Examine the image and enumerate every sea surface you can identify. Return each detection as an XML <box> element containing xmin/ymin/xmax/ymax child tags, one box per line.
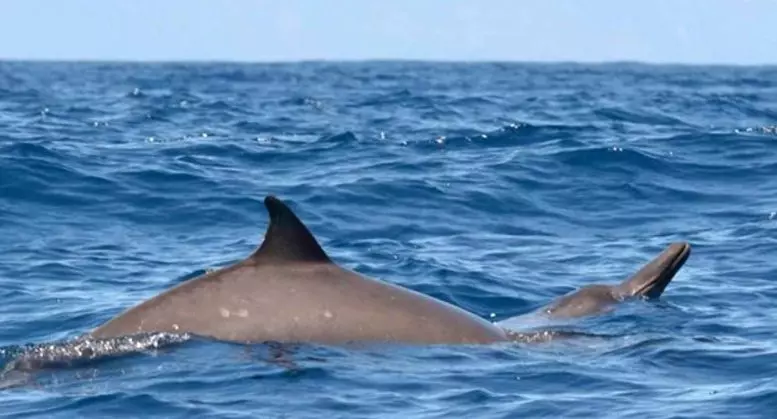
<box><xmin>1</xmin><ymin>61</ymin><xmax>776</xmax><ymax>418</ymax></box>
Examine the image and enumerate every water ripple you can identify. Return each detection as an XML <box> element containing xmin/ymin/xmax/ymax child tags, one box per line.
<box><xmin>1</xmin><ymin>61</ymin><xmax>776</xmax><ymax>418</ymax></box>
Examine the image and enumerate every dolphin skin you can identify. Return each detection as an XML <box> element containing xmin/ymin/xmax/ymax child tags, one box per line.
<box><xmin>540</xmin><ymin>242</ymin><xmax>691</xmax><ymax>319</ymax></box>
<box><xmin>88</xmin><ymin>196</ymin><xmax>691</xmax><ymax>346</ymax></box>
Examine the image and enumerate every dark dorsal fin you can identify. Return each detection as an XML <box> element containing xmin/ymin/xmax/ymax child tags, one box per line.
<box><xmin>250</xmin><ymin>196</ymin><xmax>331</xmax><ymax>264</ymax></box>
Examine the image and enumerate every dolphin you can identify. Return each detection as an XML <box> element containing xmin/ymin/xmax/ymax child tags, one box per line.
<box><xmin>538</xmin><ymin>241</ymin><xmax>691</xmax><ymax>319</ymax></box>
<box><xmin>86</xmin><ymin>195</ymin><xmax>691</xmax><ymax>346</ymax></box>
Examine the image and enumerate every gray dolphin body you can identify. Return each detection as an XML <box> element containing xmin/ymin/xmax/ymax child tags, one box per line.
<box><xmin>88</xmin><ymin>196</ymin><xmax>691</xmax><ymax>346</ymax></box>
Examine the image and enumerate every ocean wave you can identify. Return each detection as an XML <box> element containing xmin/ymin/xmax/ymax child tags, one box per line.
<box><xmin>1</xmin><ymin>61</ymin><xmax>777</xmax><ymax>418</ymax></box>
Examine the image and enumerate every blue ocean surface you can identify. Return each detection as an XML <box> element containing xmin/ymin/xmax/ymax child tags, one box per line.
<box><xmin>1</xmin><ymin>61</ymin><xmax>776</xmax><ymax>418</ymax></box>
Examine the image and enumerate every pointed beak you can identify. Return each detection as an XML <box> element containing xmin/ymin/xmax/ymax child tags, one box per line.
<box><xmin>622</xmin><ymin>242</ymin><xmax>691</xmax><ymax>299</ymax></box>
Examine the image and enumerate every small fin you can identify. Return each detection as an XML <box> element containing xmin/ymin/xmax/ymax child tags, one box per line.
<box><xmin>251</xmin><ymin>196</ymin><xmax>331</xmax><ymax>264</ymax></box>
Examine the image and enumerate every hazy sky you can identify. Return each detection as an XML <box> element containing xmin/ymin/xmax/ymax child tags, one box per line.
<box><xmin>1</xmin><ymin>0</ymin><xmax>775</xmax><ymax>64</ymax></box>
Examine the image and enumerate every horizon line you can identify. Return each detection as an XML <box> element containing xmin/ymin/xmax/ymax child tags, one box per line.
<box><xmin>1</xmin><ymin>57</ymin><xmax>776</xmax><ymax>68</ymax></box>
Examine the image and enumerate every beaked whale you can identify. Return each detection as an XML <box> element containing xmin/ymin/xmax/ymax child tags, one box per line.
<box><xmin>88</xmin><ymin>195</ymin><xmax>691</xmax><ymax>346</ymax></box>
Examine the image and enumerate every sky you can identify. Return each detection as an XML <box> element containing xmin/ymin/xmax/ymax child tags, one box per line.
<box><xmin>0</xmin><ymin>0</ymin><xmax>775</xmax><ymax>65</ymax></box>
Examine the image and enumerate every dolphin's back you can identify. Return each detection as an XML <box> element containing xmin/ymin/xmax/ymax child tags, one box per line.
<box><xmin>90</xmin><ymin>261</ymin><xmax>506</xmax><ymax>344</ymax></box>
<box><xmin>89</xmin><ymin>196</ymin><xmax>507</xmax><ymax>345</ymax></box>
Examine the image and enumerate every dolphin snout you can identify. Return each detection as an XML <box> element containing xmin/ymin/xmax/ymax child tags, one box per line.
<box><xmin>622</xmin><ymin>242</ymin><xmax>691</xmax><ymax>299</ymax></box>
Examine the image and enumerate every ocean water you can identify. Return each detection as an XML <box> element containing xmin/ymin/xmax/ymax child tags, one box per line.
<box><xmin>1</xmin><ymin>60</ymin><xmax>776</xmax><ymax>418</ymax></box>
